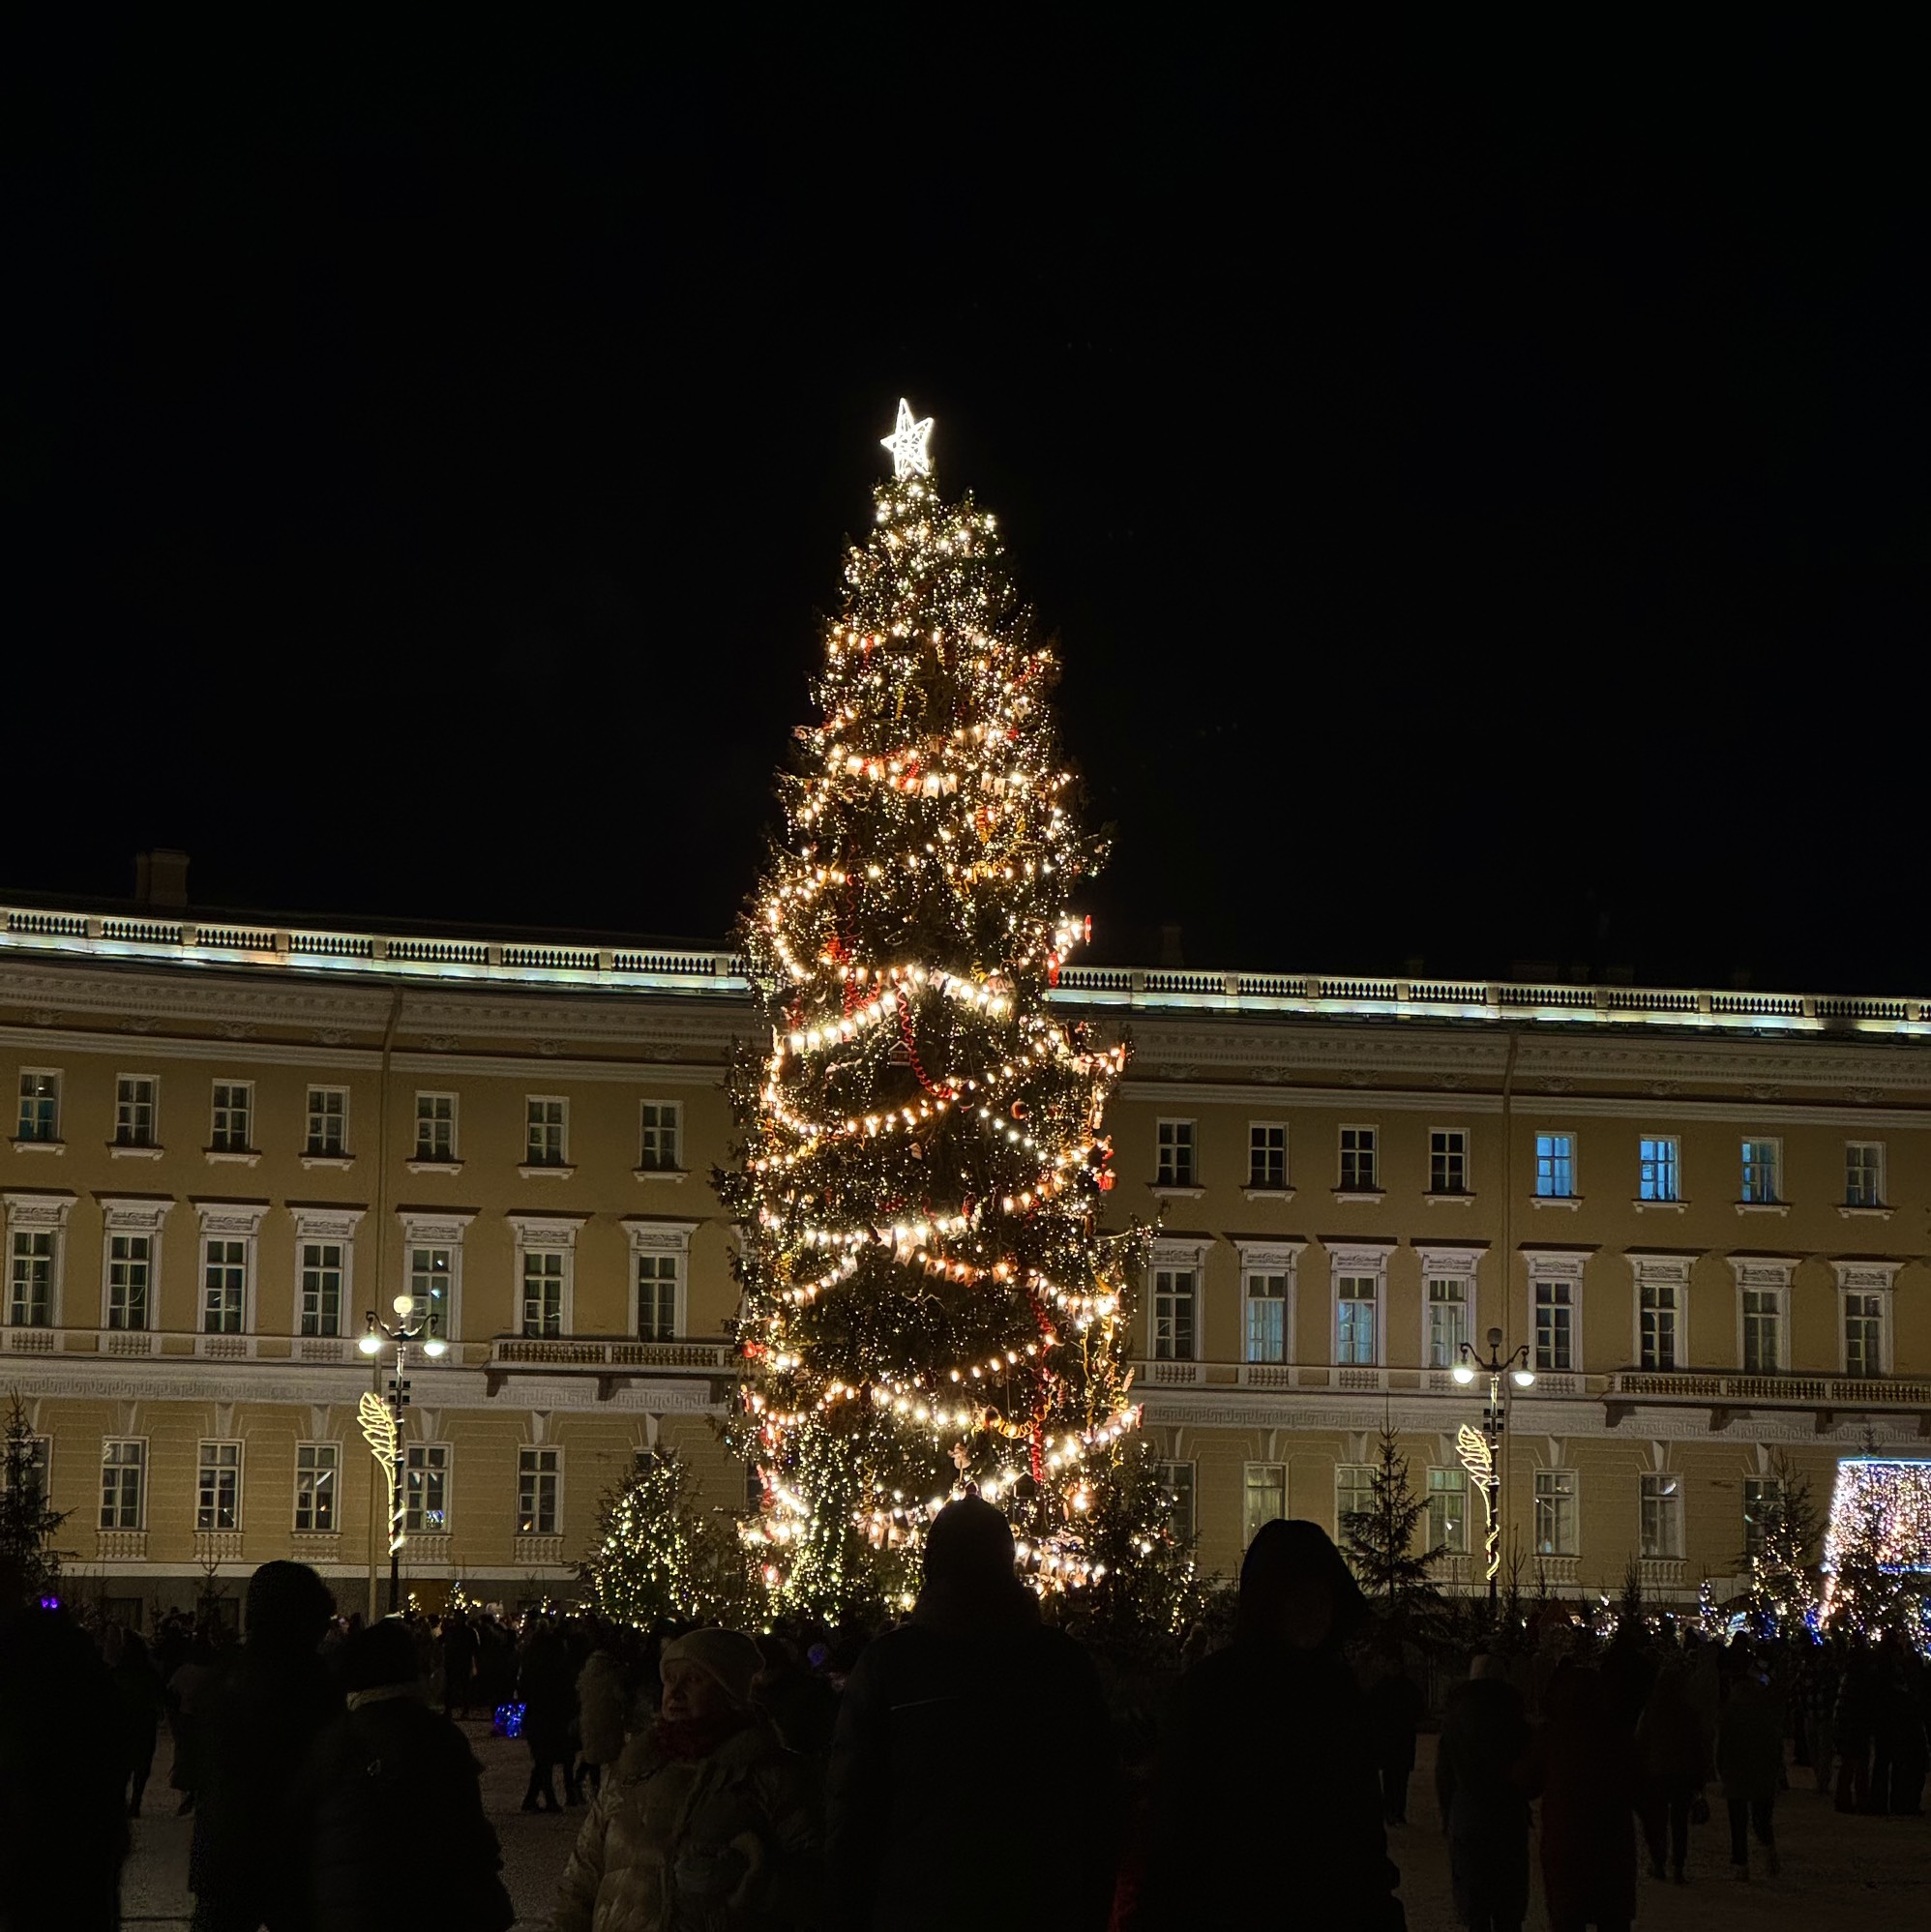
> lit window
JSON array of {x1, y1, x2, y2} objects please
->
[
  {"x1": 415, "y1": 1094, "x2": 457, "y2": 1163},
  {"x1": 1740, "y1": 1139, "x2": 1781, "y2": 1205},
  {"x1": 1427, "y1": 1467, "x2": 1468, "y2": 1554},
  {"x1": 1533, "y1": 1469, "x2": 1577, "y2": 1555},
  {"x1": 1243, "y1": 1463, "x2": 1287, "y2": 1545},
  {"x1": 1243, "y1": 1271, "x2": 1287, "y2": 1364},
  {"x1": 1430, "y1": 1129, "x2": 1469, "y2": 1195},
  {"x1": 1534, "y1": 1133, "x2": 1575, "y2": 1199},
  {"x1": 1247, "y1": 1124, "x2": 1287, "y2": 1191},
  {"x1": 196, "y1": 1442, "x2": 241, "y2": 1531},
  {"x1": 1638, "y1": 1136, "x2": 1678, "y2": 1203},
  {"x1": 305, "y1": 1088, "x2": 348, "y2": 1158},
  {"x1": 518, "y1": 1447, "x2": 560, "y2": 1534},
  {"x1": 406, "y1": 1443, "x2": 450, "y2": 1531},
  {"x1": 1155, "y1": 1120, "x2": 1196, "y2": 1188},
  {"x1": 1640, "y1": 1472, "x2": 1682, "y2": 1559},
  {"x1": 294, "y1": 1443, "x2": 338, "y2": 1532},
  {"x1": 1846, "y1": 1143, "x2": 1885, "y2": 1209},
  {"x1": 100, "y1": 1441, "x2": 145, "y2": 1530},
  {"x1": 15, "y1": 1073, "x2": 59, "y2": 1144},
  {"x1": 639, "y1": 1102, "x2": 682, "y2": 1173},
  {"x1": 210, "y1": 1083, "x2": 253, "y2": 1153},
  {"x1": 1336, "y1": 1277, "x2": 1377, "y2": 1366},
  {"x1": 410, "y1": 1247, "x2": 454, "y2": 1342},
  {"x1": 525, "y1": 1098, "x2": 569, "y2": 1167},
  {"x1": 114, "y1": 1077, "x2": 157, "y2": 1148},
  {"x1": 1426, "y1": 1278, "x2": 1468, "y2": 1369},
  {"x1": 1339, "y1": 1126, "x2": 1378, "y2": 1192},
  {"x1": 1152, "y1": 1268, "x2": 1196, "y2": 1361}
]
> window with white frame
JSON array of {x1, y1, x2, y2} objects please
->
[
  {"x1": 106, "y1": 1234, "x2": 152, "y2": 1330},
  {"x1": 114, "y1": 1077, "x2": 158, "y2": 1148},
  {"x1": 1534, "y1": 1132, "x2": 1576, "y2": 1198},
  {"x1": 1638, "y1": 1136, "x2": 1679, "y2": 1203},
  {"x1": 1158, "y1": 1461, "x2": 1196, "y2": 1542},
  {"x1": 294, "y1": 1442, "x2": 338, "y2": 1531},
  {"x1": 1155, "y1": 1120, "x2": 1196, "y2": 1188},
  {"x1": 1426, "y1": 1277, "x2": 1469, "y2": 1369},
  {"x1": 209, "y1": 1082, "x2": 253, "y2": 1153},
  {"x1": 1742, "y1": 1476, "x2": 1783, "y2": 1559},
  {"x1": 1732, "y1": 1260, "x2": 1791, "y2": 1372},
  {"x1": 1427, "y1": 1466, "x2": 1468, "y2": 1554},
  {"x1": 510, "y1": 1216, "x2": 580, "y2": 1341},
  {"x1": 406, "y1": 1442, "x2": 450, "y2": 1531},
  {"x1": 1152, "y1": 1267, "x2": 1197, "y2": 1360},
  {"x1": 1740, "y1": 1138, "x2": 1782, "y2": 1204},
  {"x1": 525, "y1": 1097, "x2": 569, "y2": 1168},
  {"x1": 299, "y1": 1243, "x2": 344, "y2": 1337},
  {"x1": 1244, "y1": 1270, "x2": 1288, "y2": 1364},
  {"x1": 8, "y1": 1231, "x2": 54, "y2": 1327},
  {"x1": 518, "y1": 1446, "x2": 560, "y2": 1534},
  {"x1": 202, "y1": 1239, "x2": 247, "y2": 1333},
  {"x1": 1628, "y1": 1254, "x2": 1689, "y2": 1373},
  {"x1": 415, "y1": 1093, "x2": 457, "y2": 1164},
  {"x1": 1247, "y1": 1123, "x2": 1287, "y2": 1191},
  {"x1": 1835, "y1": 1262, "x2": 1896, "y2": 1379},
  {"x1": 1339, "y1": 1125, "x2": 1378, "y2": 1191},
  {"x1": 1533, "y1": 1468, "x2": 1577, "y2": 1555},
  {"x1": 1, "y1": 1432, "x2": 48, "y2": 1513},
  {"x1": 196, "y1": 1442, "x2": 241, "y2": 1531},
  {"x1": 1640, "y1": 1471, "x2": 1682, "y2": 1558},
  {"x1": 411, "y1": 1246, "x2": 454, "y2": 1340},
  {"x1": 1335, "y1": 1463, "x2": 1376, "y2": 1540},
  {"x1": 100, "y1": 1440, "x2": 145, "y2": 1530},
  {"x1": 1430, "y1": 1129, "x2": 1470, "y2": 1195},
  {"x1": 15, "y1": 1072, "x2": 59, "y2": 1144},
  {"x1": 305, "y1": 1087, "x2": 348, "y2": 1158},
  {"x1": 624, "y1": 1219, "x2": 696, "y2": 1343},
  {"x1": 1526, "y1": 1253, "x2": 1586, "y2": 1372},
  {"x1": 1244, "y1": 1463, "x2": 1287, "y2": 1544},
  {"x1": 1336, "y1": 1278, "x2": 1378, "y2": 1365},
  {"x1": 400, "y1": 1212, "x2": 472, "y2": 1344},
  {"x1": 1845, "y1": 1142, "x2": 1885, "y2": 1209},
  {"x1": 639, "y1": 1102, "x2": 682, "y2": 1173}
]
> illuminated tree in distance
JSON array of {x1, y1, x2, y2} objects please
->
[
  {"x1": 1823, "y1": 1454, "x2": 1931, "y2": 1647},
  {"x1": 719, "y1": 401, "x2": 1188, "y2": 1625}
]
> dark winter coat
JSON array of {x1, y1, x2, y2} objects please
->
[
  {"x1": 1366, "y1": 1668, "x2": 1426, "y2": 1771},
  {"x1": 1136, "y1": 1638, "x2": 1406, "y2": 1931},
  {"x1": 826, "y1": 1588, "x2": 1117, "y2": 1932},
  {"x1": 1716, "y1": 1675, "x2": 1784, "y2": 1803},
  {"x1": 1436, "y1": 1676, "x2": 1530, "y2": 1931},
  {"x1": 1528, "y1": 1668, "x2": 1637, "y2": 1932},
  {"x1": 303, "y1": 1686, "x2": 515, "y2": 1932},
  {"x1": 1635, "y1": 1667, "x2": 1709, "y2": 1784},
  {"x1": 521, "y1": 1628, "x2": 578, "y2": 1764}
]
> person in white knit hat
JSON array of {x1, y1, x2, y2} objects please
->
[{"x1": 552, "y1": 1626, "x2": 821, "y2": 1932}]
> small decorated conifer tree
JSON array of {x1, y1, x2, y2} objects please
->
[{"x1": 719, "y1": 402, "x2": 1189, "y2": 1628}]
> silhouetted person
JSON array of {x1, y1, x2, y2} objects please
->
[
  {"x1": 1635, "y1": 1662, "x2": 1708, "y2": 1885},
  {"x1": 1834, "y1": 1648, "x2": 1875, "y2": 1813},
  {"x1": 519, "y1": 1618, "x2": 577, "y2": 1811},
  {"x1": 1717, "y1": 1664, "x2": 1783, "y2": 1880},
  {"x1": 1529, "y1": 1666, "x2": 1636, "y2": 1932},
  {"x1": 555, "y1": 1628, "x2": 821, "y2": 1932},
  {"x1": 1367, "y1": 1654, "x2": 1426, "y2": 1824},
  {"x1": 166, "y1": 1628, "x2": 223, "y2": 1814},
  {"x1": 104, "y1": 1623, "x2": 166, "y2": 1817},
  {"x1": 827, "y1": 1496, "x2": 1118, "y2": 1932},
  {"x1": 189, "y1": 1561, "x2": 338, "y2": 1932},
  {"x1": 1135, "y1": 1518, "x2": 1405, "y2": 1930},
  {"x1": 1436, "y1": 1655, "x2": 1530, "y2": 1932},
  {"x1": 303, "y1": 1620, "x2": 515, "y2": 1932},
  {"x1": 441, "y1": 1608, "x2": 479, "y2": 1720}
]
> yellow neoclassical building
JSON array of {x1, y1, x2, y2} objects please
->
[{"x1": 2, "y1": 880, "x2": 1927, "y2": 1622}]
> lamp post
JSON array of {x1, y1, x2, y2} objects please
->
[
  {"x1": 359, "y1": 1293, "x2": 447, "y2": 1616},
  {"x1": 1452, "y1": 1324, "x2": 1535, "y2": 1610}
]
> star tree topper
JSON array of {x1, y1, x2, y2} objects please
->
[{"x1": 881, "y1": 397, "x2": 935, "y2": 478}]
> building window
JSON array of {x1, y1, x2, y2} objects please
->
[
  {"x1": 406, "y1": 1443, "x2": 450, "y2": 1531},
  {"x1": 1845, "y1": 1142, "x2": 1885, "y2": 1209},
  {"x1": 294, "y1": 1443, "x2": 338, "y2": 1531},
  {"x1": 1155, "y1": 1120, "x2": 1196, "y2": 1188},
  {"x1": 1426, "y1": 1278, "x2": 1469, "y2": 1370},
  {"x1": 299, "y1": 1242, "x2": 344, "y2": 1338},
  {"x1": 203, "y1": 1239, "x2": 247, "y2": 1334},
  {"x1": 1534, "y1": 1133, "x2": 1576, "y2": 1199},
  {"x1": 521, "y1": 1250, "x2": 567, "y2": 1337},
  {"x1": 1243, "y1": 1271, "x2": 1288, "y2": 1364},
  {"x1": 106, "y1": 1234, "x2": 151, "y2": 1331},
  {"x1": 1152, "y1": 1268, "x2": 1197, "y2": 1361},
  {"x1": 1339, "y1": 1126, "x2": 1378, "y2": 1192},
  {"x1": 525, "y1": 1098, "x2": 569, "y2": 1168},
  {"x1": 1742, "y1": 1476, "x2": 1783, "y2": 1559},
  {"x1": 518, "y1": 1446, "x2": 560, "y2": 1534},
  {"x1": 305, "y1": 1087, "x2": 348, "y2": 1158},
  {"x1": 100, "y1": 1441, "x2": 145, "y2": 1530},
  {"x1": 1533, "y1": 1280, "x2": 1573, "y2": 1371},
  {"x1": 196, "y1": 1442, "x2": 241, "y2": 1531},
  {"x1": 1638, "y1": 1136, "x2": 1679, "y2": 1203},
  {"x1": 15, "y1": 1072, "x2": 59, "y2": 1144},
  {"x1": 1740, "y1": 1139, "x2": 1781, "y2": 1205},
  {"x1": 1533, "y1": 1469, "x2": 1578, "y2": 1556},
  {"x1": 1430, "y1": 1129, "x2": 1469, "y2": 1195},
  {"x1": 1158, "y1": 1461, "x2": 1196, "y2": 1542},
  {"x1": 1427, "y1": 1467, "x2": 1468, "y2": 1554},
  {"x1": 210, "y1": 1083, "x2": 253, "y2": 1153},
  {"x1": 1639, "y1": 1279, "x2": 1679, "y2": 1371},
  {"x1": 638, "y1": 1253, "x2": 679, "y2": 1340},
  {"x1": 1337, "y1": 1277, "x2": 1378, "y2": 1366},
  {"x1": 410, "y1": 1246, "x2": 454, "y2": 1342},
  {"x1": 1336, "y1": 1463, "x2": 1376, "y2": 1539},
  {"x1": 1845, "y1": 1291, "x2": 1885, "y2": 1378},
  {"x1": 415, "y1": 1093, "x2": 457, "y2": 1163},
  {"x1": 1247, "y1": 1124, "x2": 1287, "y2": 1191},
  {"x1": 1741, "y1": 1287, "x2": 1783, "y2": 1371},
  {"x1": 1243, "y1": 1463, "x2": 1287, "y2": 1545},
  {"x1": 8, "y1": 1232, "x2": 54, "y2": 1327},
  {"x1": 115, "y1": 1077, "x2": 158, "y2": 1148},
  {"x1": 639, "y1": 1102, "x2": 682, "y2": 1172},
  {"x1": 1640, "y1": 1471, "x2": 1682, "y2": 1559},
  {"x1": 2, "y1": 1434, "x2": 48, "y2": 1514}
]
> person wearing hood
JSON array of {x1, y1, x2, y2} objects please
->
[
  {"x1": 826, "y1": 1495, "x2": 1118, "y2": 1932},
  {"x1": 303, "y1": 1620, "x2": 515, "y2": 1932},
  {"x1": 553, "y1": 1625, "x2": 822, "y2": 1932},
  {"x1": 1134, "y1": 1518, "x2": 1406, "y2": 1931},
  {"x1": 1436, "y1": 1655, "x2": 1531, "y2": 1932}
]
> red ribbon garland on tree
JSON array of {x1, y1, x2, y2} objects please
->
[{"x1": 897, "y1": 1006, "x2": 954, "y2": 1098}]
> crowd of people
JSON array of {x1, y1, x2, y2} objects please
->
[{"x1": 3, "y1": 1510, "x2": 1930, "y2": 1931}]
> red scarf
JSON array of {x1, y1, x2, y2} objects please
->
[{"x1": 654, "y1": 1706, "x2": 754, "y2": 1763}]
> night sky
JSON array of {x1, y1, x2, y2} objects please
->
[{"x1": 8, "y1": 23, "x2": 1926, "y2": 992}]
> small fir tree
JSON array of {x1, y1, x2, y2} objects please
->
[
  {"x1": 579, "y1": 1452, "x2": 756, "y2": 1629},
  {"x1": 1743, "y1": 1448, "x2": 1820, "y2": 1635},
  {"x1": 1341, "y1": 1424, "x2": 1445, "y2": 1642},
  {"x1": 0, "y1": 1396, "x2": 66, "y2": 1607},
  {"x1": 1618, "y1": 1560, "x2": 1647, "y2": 1634}
]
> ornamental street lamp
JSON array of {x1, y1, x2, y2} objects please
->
[
  {"x1": 358, "y1": 1293, "x2": 447, "y2": 1616},
  {"x1": 1452, "y1": 1325, "x2": 1535, "y2": 1609}
]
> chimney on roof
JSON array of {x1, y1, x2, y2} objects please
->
[
  {"x1": 134, "y1": 849, "x2": 190, "y2": 910},
  {"x1": 1158, "y1": 923, "x2": 1184, "y2": 968}
]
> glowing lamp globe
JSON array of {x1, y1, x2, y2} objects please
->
[
  {"x1": 423, "y1": 1336, "x2": 448, "y2": 1359},
  {"x1": 1512, "y1": 1368, "x2": 1536, "y2": 1388},
  {"x1": 392, "y1": 1293, "x2": 414, "y2": 1316},
  {"x1": 358, "y1": 1331, "x2": 383, "y2": 1356},
  {"x1": 1451, "y1": 1363, "x2": 1476, "y2": 1385}
]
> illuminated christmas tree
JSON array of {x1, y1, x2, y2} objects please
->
[
  {"x1": 579, "y1": 1450, "x2": 755, "y2": 1627},
  {"x1": 720, "y1": 401, "x2": 1186, "y2": 1627},
  {"x1": 1823, "y1": 1454, "x2": 1931, "y2": 1647}
]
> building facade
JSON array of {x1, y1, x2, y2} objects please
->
[{"x1": 2, "y1": 899, "x2": 1926, "y2": 1622}]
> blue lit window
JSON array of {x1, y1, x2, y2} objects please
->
[
  {"x1": 1638, "y1": 1137, "x2": 1678, "y2": 1203},
  {"x1": 1740, "y1": 1139, "x2": 1781, "y2": 1204},
  {"x1": 1534, "y1": 1133, "x2": 1575, "y2": 1198}
]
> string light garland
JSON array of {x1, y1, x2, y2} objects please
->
[
  {"x1": 717, "y1": 401, "x2": 1190, "y2": 1622},
  {"x1": 1821, "y1": 1457, "x2": 1931, "y2": 1648}
]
